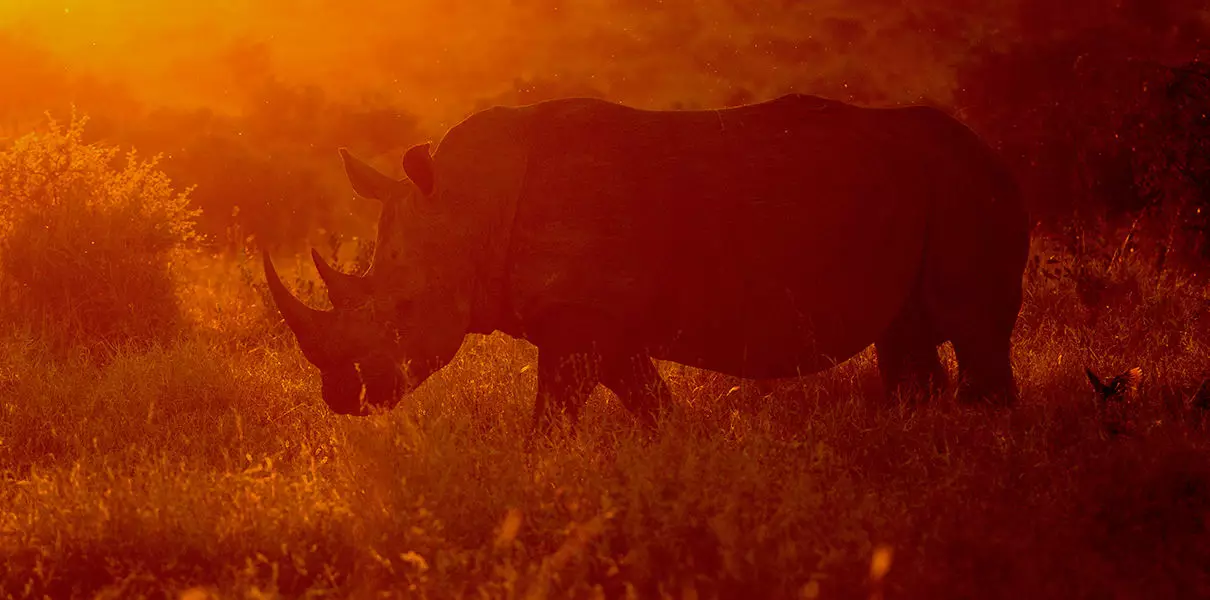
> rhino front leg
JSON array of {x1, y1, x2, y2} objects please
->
[
  {"x1": 600, "y1": 353, "x2": 673, "y2": 429},
  {"x1": 532, "y1": 348, "x2": 601, "y2": 438}
]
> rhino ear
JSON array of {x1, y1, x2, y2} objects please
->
[
  {"x1": 402, "y1": 143, "x2": 435, "y2": 197},
  {"x1": 340, "y1": 148, "x2": 407, "y2": 202}
]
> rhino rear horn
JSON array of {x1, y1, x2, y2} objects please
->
[
  {"x1": 340, "y1": 148, "x2": 408, "y2": 202},
  {"x1": 263, "y1": 251, "x2": 346, "y2": 368},
  {"x1": 311, "y1": 248, "x2": 373, "y2": 309}
]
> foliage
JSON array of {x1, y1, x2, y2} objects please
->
[
  {"x1": 953, "y1": 1, "x2": 1209, "y2": 268},
  {"x1": 0, "y1": 114, "x2": 199, "y2": 349},
  {"x1": 117, "y1": 81, "x2": 421, "y2": 252}
]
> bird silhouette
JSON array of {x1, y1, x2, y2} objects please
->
[
  {"x1": 1085, "y1": 366, "x2": 1142, "y2": 402},
  {"x1": 1191, "y1": 378, "x2": 1210, "y2": 411}
]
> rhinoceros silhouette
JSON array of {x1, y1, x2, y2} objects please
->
[{"x1": 263, "y1": 94, "x2": 1030, "y2": 433}]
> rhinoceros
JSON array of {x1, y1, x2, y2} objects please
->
[{"x1": 263, "y1": 94, "x2": 1030, "y2": 430}]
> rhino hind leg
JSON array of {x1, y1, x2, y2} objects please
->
[
  {"x1": 922, "y1": 276, "x2": 1021, "y2": 406},
  {"x1": 876, "y1": 291, "x2": 946, "y2": 404},
  {"x1": 599, "y1": 353, "x2": 674, "y2": 429}
]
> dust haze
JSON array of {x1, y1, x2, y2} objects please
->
[
  {"x1": 2, "y1": 0, "x2": 1007, "y2": 122},
  {"x1": 3, "y1": 1, "x2": 1206, "y2": 251}
]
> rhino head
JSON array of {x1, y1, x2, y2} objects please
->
[{"x1": 264, "y1": 144, "x2": 470, "y2": 416}]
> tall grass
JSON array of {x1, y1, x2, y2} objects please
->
[{"x1": 0, "y1": 232, "x2": 1207, "y2": 599}]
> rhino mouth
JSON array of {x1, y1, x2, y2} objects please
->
[
  {"x1": 320, "y1": 364, "x2": 367, "y2": 416},
  {"x1": 320, "y1": 360, "x2": 404, "y2": 416}
]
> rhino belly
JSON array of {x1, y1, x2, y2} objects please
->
[
  {"x1": 655, "y1": 255, "x2": 923, "y2": 378},
  {"x1": 652, "y1": 190, "x2": 929, "y2": 378}
]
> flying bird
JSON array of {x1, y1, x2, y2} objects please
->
[{"x1": 1085, "y1": 366, "x2": 1142, "y2": 402}]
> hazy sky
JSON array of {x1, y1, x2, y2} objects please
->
[{"x1": 0, "y1": 0, "x2": 1025, "y2": 128}]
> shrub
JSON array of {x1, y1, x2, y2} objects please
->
[{"x1": 0, "y1": 113, "x2": 199, "y2": 349}]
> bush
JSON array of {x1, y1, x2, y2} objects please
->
[{"x1": 0, "y1": 114, "x2": 199, "y2": 349}]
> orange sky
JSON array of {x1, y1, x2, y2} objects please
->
[{"x1": 0, "y1": 0, "x2": 1012, "y2": 129}]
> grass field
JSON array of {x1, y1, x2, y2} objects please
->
[{"x1": 1, "y1": 243, "x2": 1208, "y2": 600}]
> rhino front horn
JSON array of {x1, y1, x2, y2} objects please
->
[
  {"x1": 310, "y1": 249, "x2": 372, "y2": 310},
  {"x1": 263, "y1": 251, "x2": 345, "y2": 368}
]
